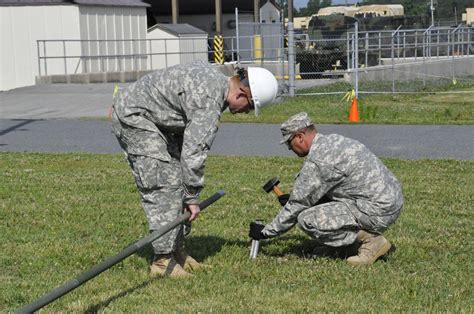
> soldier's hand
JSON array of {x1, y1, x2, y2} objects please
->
[
  {"x1": 278, "y1": 193, "x2": 290, "y2": 206},
  {"x1": 185, "y1": 204, "x2": 200, "y2": 221},
  {"x1": 249, "y1": 222, "x2": 266, "y2": 240}
]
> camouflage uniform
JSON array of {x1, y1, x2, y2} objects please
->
[
  {"x1": 111, "y1": 61, "x2": 229, "y2": 255},
  {"x1": 262, "y1": 114, "x2": 403, "y2": 247}
]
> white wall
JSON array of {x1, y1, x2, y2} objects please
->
[
  {"x1": 0, "y1": 5, "x2": 81, "y2": 91},
  {"x1": 260, "y1": 2, "x2": 281, "y2": 24},
  {"x1": 147, "y1": 28, "x2": 180, "y2": 69},
  {"x1": 179, "y1": 35, "x2": 208, "y2": 65},
  {"x1": 154, "y1": 13, "x2": 254, "y2": 52},
  {"x1": 79, "y1": 6, "x2": 147, "y2": 73}
]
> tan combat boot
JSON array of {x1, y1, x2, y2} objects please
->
[
  {"x1": 174, "y1": 247, "x2": 205, "y2": 272},
  {"x1": 150, "y1": 253, "x2": 192, "y2": 278},
  {"x1": 347, "y1": 230, "x2": 392, "y2": 266}
]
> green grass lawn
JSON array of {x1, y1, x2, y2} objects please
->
[
  {"x1": 1, "y1": 153, "x2": 473, "y2": 312},
  {"x1": 221, "y1": 80, "x2": 474, "y2": 125}
]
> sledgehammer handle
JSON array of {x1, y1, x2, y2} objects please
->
[
  {"x1": 16, "y1": 189, "x2": 225, "y2": 314},
  {"x1": 273, "y1": 186, "x2": 284, "y2": 196}
]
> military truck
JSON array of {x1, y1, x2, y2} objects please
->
[{"x1": 296, "y1": 13, "x2": 430, "y2": 78}]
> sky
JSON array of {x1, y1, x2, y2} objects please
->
[{"x1": 294, "y1": 0, "x2": 359, "y2": 9}]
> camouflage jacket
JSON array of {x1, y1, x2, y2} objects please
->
[
  {"x1": 113, "y1": 61, "x2": 229, "y2": 204},
  {"x1": 262, "y1": 133, "x2": 404, "y2": 237}
]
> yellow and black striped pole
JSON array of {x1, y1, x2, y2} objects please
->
[{"x1": 213, "y1": 34, "x2": 224, "y2": 64}]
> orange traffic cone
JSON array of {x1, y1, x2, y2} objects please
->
[{"x1": 348, "y1": 97, "x2": 360, "y2": 123}]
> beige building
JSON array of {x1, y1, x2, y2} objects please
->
[{"x1": 462, "y1": 8, "x2": 474, "y2": 26}]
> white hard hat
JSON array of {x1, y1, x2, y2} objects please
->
[{"x1": 247, "y1": 67, "x2": 278, "y2": 116}]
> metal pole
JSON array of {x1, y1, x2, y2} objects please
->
[
  {"x1": 15, "y1": 190, "x2": 225, "y2": 314},
  {"x1": 288, "y1": 0, "x2": 293, "y2": 22},
  {"x1": 249, "y1": 219, "x2": 263, "y2": 260},
  {"x1": 354, "y1": 22, "x2": 358, "y2": 99},
  {"x1": 365, "y1": 32, "x2": 368, "y2": 66},
  {"x1": 415, "y1": 30, "x2": 418, "y2": 60},
  {"x1": 149, "y1": 39, "x2": 153, "y2": 70},
  {"x1": 254, "y1": 0, "x2": 259, "y2": 23},
  {"x1": 171, "y1": 0, "x2": 178, "y2": 24},
  {"x1": 288, "y1": 22, "x2": 295, "y2": 97},
  {"x1": 451, "y1": 25, "x2": 462, "y2": 83},
  {"x1": 351, "y1": 32, "x2": 355, "y2": 70},
  {"x1": 391, "y1": 25, "x2": 402, "y2": 94},
  {"x1": 165, "y1": 39, "x2": 168, "y2": 68},
  {"x1": 403, "y1": 31, "x2": 406, "y2": 59},
  {"x1": 422, "y1": 26, "x2": 434, "y2": 89},
  {"x1": 437, "y1": 29, "x2": 440, "y2": 57},
  {"x1": 378, "y1": 32, "x2": 381, "y2": 65},
  {"x1": 469, "y1": 28, "x2": 472, "y2": 56},
  {"x1": 346, "y1": 32, "x2": 350, "y2": 70},
  {"x1": 63, "y1": 40, "x2": 67, "y2": 75},
  {"x1": 43, "y1": 41, "x2": 48, "y2": 76},
  {"x1": 235, "y1": 8, "x2": 240, "y2": 65},
  {"x1": 215, "y1": 0, "x2": 222, "y2": 34},
  {"x1": 37, "y1": 41, "x2": 42, "y2": 77},
  {"x1": 430, "y1": 0, "x2": 435, "y2": 26}
]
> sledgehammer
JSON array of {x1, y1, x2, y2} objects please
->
[
  {"x1": 16, "y1": 190, "x2": 225, "y2": 314},
  {"x1": 262, "y1": 177, "x2": 284, "y2": 197}
]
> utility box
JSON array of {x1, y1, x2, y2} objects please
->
[{"x1": 147, "y1": 23, "x2": 208, "y2": 69}]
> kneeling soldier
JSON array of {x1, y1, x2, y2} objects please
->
[{"x1": 249, "y1": 112, "x2": 404, "y2": 265}]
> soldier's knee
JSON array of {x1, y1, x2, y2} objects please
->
[{"x1": 297, "y1": 210, "x2": 324, "y2": 235}]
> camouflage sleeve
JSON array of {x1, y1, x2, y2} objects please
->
[
  {"x1": 180, "y1": 105, "x2": 221, "y2": 204},
  {"x1": 262, "y1": 161, "x2": 345, "y2": 237}
]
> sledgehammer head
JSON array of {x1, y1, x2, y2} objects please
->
[
  {"x1": 263, "y1": 177, "x2": 280, "y2": 193},
  {"x1": 263, "y1": 177, "x2": 284, "y2": 196}
]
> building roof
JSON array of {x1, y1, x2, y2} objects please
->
[
  {"x1": 0, "y1": 0, "x2": 149, "y2": 7},
  {"x1": 149, "y1": 23, "x2": 207, "y2": 36}
]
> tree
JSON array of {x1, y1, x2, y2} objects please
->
[{"x1": 297, "y1": 0, "x2": 331, "y2": 17}]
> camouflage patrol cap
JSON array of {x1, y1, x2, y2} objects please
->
[{"x1": 280, "y1": 112, "x2": 313, "y2": 144}]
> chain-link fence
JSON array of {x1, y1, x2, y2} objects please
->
[
  {"x1": 293, "y1": 23, "x2": 473, "y2": 97},
  {"x1": 36, "y1": 17, "x2": 473, "y2": 99}
]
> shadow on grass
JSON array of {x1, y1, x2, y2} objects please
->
[
  {"x1": 133, "y1": 234, "x2": 365, "y2": 262},
  {"x1": 134, "y1": 235, "x2": 249, "y2": 263},
  {"x1": 84, "y1": 236, "x2": 395, "y2": 311},
  {"x1": 260, "y1": 235, "x2": 360, "y2": 260},
  {"x1": 84, "y1": 279, "x2": 155, "y2": 313}
]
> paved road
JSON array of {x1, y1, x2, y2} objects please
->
[
  {"x1": 1, "y1": 119, "x2": 473, "y2": 159},
  {"x1": 1, "y1": 83, "x2": 473, "y2": 159}
]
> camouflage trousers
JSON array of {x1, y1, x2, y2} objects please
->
[
  {"x1": 297, "y1": 200, "x2": 401, "y2": 247},
  {"x1": 112, "y1": 116, "x2": 187, "y2": 255}
]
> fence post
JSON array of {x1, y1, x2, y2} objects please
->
[
  {"x1": 164, "y1": 39, "x2": 168, "y2": 68},
  {"x1": 37, "y1": 41, "x2": 42, "y2": 77},
  {"x1": 436, "y1": 28, "x2": 440, "y2": 57},
  {"x1": 43, "y1": 41, "x2": 48, "y2": 76},
  {"x1": 62, "y1": 40, "x2": 67, "y2": 75},
  {"x1": 391, "y1": 26, "x2": 400, "y2": 94},
  {"x1": 451, "y1": 24, "x2": 462, "y2": 84},
  {"x1": 403, "y1": 31, "x2": 406, "y2": 59},
  {"x1": 346, "y1": 32, "x2": 350, "y2": 70},
  {"x1": 287, "y1": 21, "x2": 295, "y2": 97},
  {"x1": 414, "y1": 30, "x2": 418, "y2": 60},
  {"x1": 354, "y1": 22, "x2": 358, "y2": 99},
  {"x1": 378, "y1": 31, "x2": 381, "y2": 65},
  {"x1": 469, "y1": 27, "x2": 472, "y2": 56},
  {"x1": 149, "y1": 39, "x2": 153, "y2": 70},
  {"x1": 365, "y1": 31, "x2": 368, "y2": 67},
  {"x1": 235, "y1": 8, "x2": 240, "y2": 65},
  {"x1": 422, "y1": 25, "x2": 432, "y2": 89}
]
